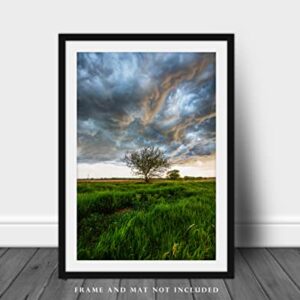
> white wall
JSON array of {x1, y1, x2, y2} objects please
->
[{"x1": 0, "y1": 0, "x2": 299, "y2": 247}]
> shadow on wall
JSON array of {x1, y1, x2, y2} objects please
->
[{"x1": 234, "y1": 77, "x2": 263, "y2": 246}]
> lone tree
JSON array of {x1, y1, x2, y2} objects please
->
[
  {"x1": 124, "y1": 146, "x2": 170, "y2": 183},
  {"x1": 166, "y1": 169, "x2": 180, "y2": 180}
]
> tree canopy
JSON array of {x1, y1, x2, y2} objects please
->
[
  {"x1": 166, "y1": 169, "x2": 181, "y2": 180},
  {"x1": 124, "y1": 146, "x2": 170, "y2": 183}
]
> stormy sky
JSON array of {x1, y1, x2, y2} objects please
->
[{"x1": 77, "y1": 52, "x2": 216, "y2": 178}]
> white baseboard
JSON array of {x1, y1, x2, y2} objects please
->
[
  {"x1": 0, "y1": 224, "x2": 58, "y2": 247},
  {"x1": 0, "y1": 223, "x2": 300, "y2": 247},
  {"x1": 235, "y1": 223, "x2": 300, "y2": 247}
]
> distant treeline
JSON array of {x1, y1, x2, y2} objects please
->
[{"x1": 78, "y1": 177, "x2": 215, "y2": 181}]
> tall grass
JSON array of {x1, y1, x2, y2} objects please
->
[{"x1": 77, "y1": 180, "x2": 215, "y2": 260}]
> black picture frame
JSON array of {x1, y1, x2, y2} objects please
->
[{"x1": 59, "y1": 33, "x2": 234, "y2": 279}]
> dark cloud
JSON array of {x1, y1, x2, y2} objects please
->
[{"x1": 77, "y1": 52, "x2": 216, "y2": 165}]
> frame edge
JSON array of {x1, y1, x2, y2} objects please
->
[{"x1": 58, "y1": 33, "x2": 235, "y2": 278}]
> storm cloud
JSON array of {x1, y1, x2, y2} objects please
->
[{"x1": 77, "y1": 52, "x2": 216, "y2": 169}]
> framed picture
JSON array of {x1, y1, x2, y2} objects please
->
[{"x1": 59, "y1": 34, "x2": 234, "y2": 278}]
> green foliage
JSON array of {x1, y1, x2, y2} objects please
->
[
  {"x1": 166, "y1": 169, "x2": 181, "y2": 180},
  {"x1": 77, "y1": 180, "x2": 215, "y2": 260}
]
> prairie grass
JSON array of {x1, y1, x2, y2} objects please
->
[{"x1": 77, "y1": 180, "x2": 215, "y2": 260}]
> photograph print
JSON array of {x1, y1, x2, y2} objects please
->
[{"x1": 59, "y1": 34, "x2": 234, "y2": 278}]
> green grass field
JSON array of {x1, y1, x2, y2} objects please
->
[{"x1": 77, "y1": 180, "x2": 215, "y2": 260}]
